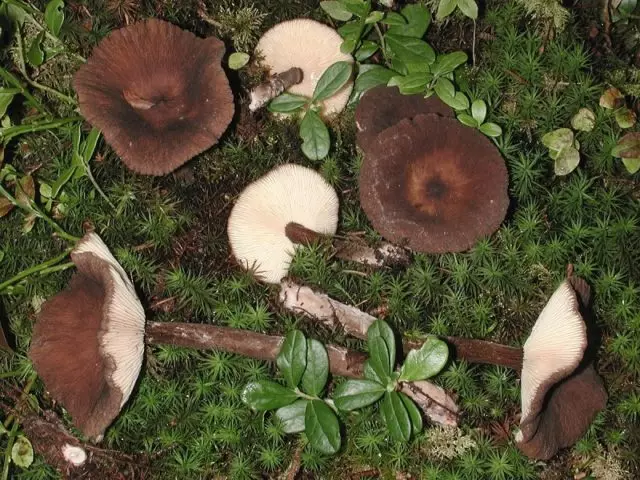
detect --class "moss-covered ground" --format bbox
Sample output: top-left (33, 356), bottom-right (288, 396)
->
top-left (1, 0), bottom-right (640, 478)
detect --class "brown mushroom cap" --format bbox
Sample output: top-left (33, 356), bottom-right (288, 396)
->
top-left (73, 19), bottom-right (234, 176)
top-left (359, 114), bottom-right (509, 253)
top-left (355, 86), bottom-right (453, 155)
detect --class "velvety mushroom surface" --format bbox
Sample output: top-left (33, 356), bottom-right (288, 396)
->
top-left (73, 19), bottom-right (234, 175)
top-left (359, 114), bottom-right (509, 253)
top-left (355, 86), bottom-right (453, 154)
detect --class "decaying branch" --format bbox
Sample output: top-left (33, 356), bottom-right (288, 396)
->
top-left (249, 67), bottom-right (304, 111)
top-left (400, 381), bottom-right (459, 427)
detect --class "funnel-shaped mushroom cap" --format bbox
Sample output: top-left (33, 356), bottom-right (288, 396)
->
top-left (359, 114), bottom-right (509, 253)
top-left (355, 86), bottom-right (453, 154)
top-left (255, 19), bottom-right (353, 116)
top-left (29, 233), bottom-right (145, 440)
top-left (73, 19), bottom-right (234, 176)
top-left (228, 164), bottom-right (339, 284)
top-left (515, 279), bottom-right (605, 459)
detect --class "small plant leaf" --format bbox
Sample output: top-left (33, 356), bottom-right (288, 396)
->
top-left (50, 166), bottom-right (76, 199)
top-left (570, 108), bottom-right (596, 132)
top-left (385, 34), bottom-right (435, 66)
top-left (82, 128), bottom-right (101, 163)
top-left (276, 399), bottom-right (308, 433)
top-left (301, 339), bottom-right (329, 396)
top-left (320, 1), bottom-right (353, 21)
top-left (398, 337), bottom-right (449, 382)
top-left (381, 12), bottom-right (406, 26)
top-left (333, 379), bottom-right (385, 411)
top-left (541, 128), bottom-right (574, 154)
top-left (457, 113), bottom-right (478, 128)
top-left (447, 92), bottom-right (470, 110)
top-left (354, 40), bottom-right (379, 61)
top-left (353, 66), bottom-right (396, 97)
top-left (380, 391), bottom-right (411, 443)
top-left (228, 52), bottom-right (250, 70)
top-left (436, 0), bottom-right (458, 20)
top-left (622, 157), bottom-right (640, 174)
top-left (242, 380), bottom-right (298, 411)
top-left (434, 77), bottom-right (455, 99)
top-left (26, 32), bottom-right (45, 67)
top-left (44, 0), bottom-right (65, 37)
top-left (399, 392), bottom-right (423, 434)
top-left (277, 330), bottom-right (307, 388)
top-left (387, 4), bottom-right (431, 38)
top-left (340, 34), bottom-right (359, 55)
top-left (479, 122), bottom-right (502, 137)
top-left (313, 61), bottom-right (353, 102)
top-left (368, 337), bottom-right (392, 383)
top-left (599, 87), bottom-right (624, 110)
top-left (268, 93), bottom-right (308, 113)
top-left (363, 359), bottom-right (383, 383)
top-left (300, 109), bottom-right (330, 160)
top-left (367, 319), bottom-right (396, 374)
top-left (471, 99), bottom-right (487, 124)
top-left (11, 435), bottom-right (33, 468)
top-left (305, 400), bottom-right (341, 454)
top-left (365, 11), bottom-right (384, 24)
top-left (431, 51), bottom-right (468, 77)
top-left (554, 146), bottom-right (580, 176)
top-left (457, 0), bottom-right (478, 19)
top-left (611, 133), bottom-right (640, 158)
top-left (614, 107), bottom-right (637, 129)
top-left (0, 89), bottom-right (19, 118)
top-left (387, 73), bottom-right (429, 95)
top-left (341, 0), bottom-right (370, 17)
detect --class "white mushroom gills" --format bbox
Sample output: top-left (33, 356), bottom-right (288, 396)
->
top-left (255, 19), bottom-right (354, 116)
top-left (227, 164), bottom-right (339, 284)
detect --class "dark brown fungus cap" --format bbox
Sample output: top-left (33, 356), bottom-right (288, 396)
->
top-left (355, 86), bottom-right (453, 155)
top-left (359, 114), bottom-right (509, 253)
top-left (73, 19), bottom-right (234, 176)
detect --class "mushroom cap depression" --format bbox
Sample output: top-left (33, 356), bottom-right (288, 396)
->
top-left (227, 164), bottom-right (339, 284)
top-left (359, 114), bottom-right (509, 253)
top-left (73, 19), bottom-right (234, 176)
top-left (29, 233), bottom-right (146, 440)
top-left (255, 19), bottom-right (354, 116)
top-left (516, 279), bottom-right (606, 459)
top-left (355, 86), bottom-right (453, 154)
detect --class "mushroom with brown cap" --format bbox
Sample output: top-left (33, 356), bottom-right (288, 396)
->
top-left (359, 113), bottom-right (510, 253)
top-left (253, 19), bottom-right (354, 116)
top-left (73, 19), bottom-right (234, 176)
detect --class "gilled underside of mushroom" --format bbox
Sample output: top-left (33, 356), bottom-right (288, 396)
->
top-left (249, 67), bottom-right (304, 111)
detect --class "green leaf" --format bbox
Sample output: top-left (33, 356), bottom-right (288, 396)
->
top-left (434, 77), bottom-right (455, 99)
top-left (340, 35), bottom-right (359, 54)
top-left (381, 12), bottom-right (407, 26)
top-left (320, 1), bottom-right (353, 21)
top-left (363, 359), bottom-right (383, 383)
top-left (276, 400), bottom-right (308, 433)
top-left (341, 0), bottom-right (370, 17)
top-left (599, 87), bottom-right (624, 109)
top-left (614, 107), bottom-right (637, 129)
top-left (398, 337), bottom-right (449, 382)
top-left (44, 0), bottom-right (64, 37)
top-left (26, 32), bottom-right (45, 67)
top-left (479, 122), bottom-right (502, 137)
top-left (301, 339), bottom-right (329, 396)
top-left (622, 157), bottom-right (640, 174)
top-left (228, 52), bottom-right (250, 70)
top-left (611, 133), bottom-right (640, 158)
top-left (431, 51), bottom-right (468, 77)
top-left (11, 435), bottom-right (33, 468)
top-left (268, 93), bottom-right (308, 113)
top-left (50, 165), bottom-right (76, 199)
top-left (305, 400), bottom-right (341, 454)
top-left (365, 11), bottom-right (384, 24)
top-left (387, 4), bottom-right (431, 38)
top-left (0, 89), bottom-right (19, 118)
top-left (618, 0), bottom-right (638, 16)
top-left (399, 393), bottom-right (423, 435)
top-left (300, 109), bottom-right (330, 160)
top-left (471, 99), bottom-right (487, 124)
top-left (438, 90), bottom-right (469, 110)
top-left (82, 127), bottom-right (101, 162)
top-left (387, 73), bottom-right (429, 95)
top-left (369, 337), bottom-right (392, 383)
top-left (333, 379), bottom-right (385, 411)
top-left (386, 34), bottom-right (435, 66)
top-left (457, 113), bottom-right (478, 128)
top-left (313, 61), bottom-right (353, 102)
top-left (380, 391), bottom-right (411, 442)
top-left (242, 380), bottom-right (298, 411)
top-left (353, 66), bottom-right (396, 96)
top-left (542, 128), bottom-right (574, 156)
top-left (554, 146), bottom-right (580, 176)
top-left (436, 0), bottom-right (458, 20)
top-left (277, 330), bottom-right (307, 388)
top-left (367, 319), bottom-right (396, 374)
top-left (570, 108), bottom-right (596, 132)
top-left (457, 0), bottom-right (478, 19)
top-left (354, 40), bottom-right (379, 61)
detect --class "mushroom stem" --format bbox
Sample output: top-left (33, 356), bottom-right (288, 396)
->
top-left (249, 67), bottom-right (304, 111)
top-left (145, 321), bottom-right (366, 378)
top-left (284, 221), bottom-right (327, 245)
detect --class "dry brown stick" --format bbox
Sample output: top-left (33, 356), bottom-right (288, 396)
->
top-left (249, 67), bottom-right (304, 111)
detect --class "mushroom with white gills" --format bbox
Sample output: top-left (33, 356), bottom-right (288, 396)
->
top-left (252, 18), bottom-right (354, 116)
top-left (515, 278), bottom-right (607, 460)
top-left (29, 232), bottom-right (146, 441)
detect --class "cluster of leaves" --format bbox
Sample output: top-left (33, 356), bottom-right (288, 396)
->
top-left (242, 320), bottom-right (448, 453)
top-left (0, 424), bottom-right (34, 475)
top-left (435, 0), bottom-right (478, 21)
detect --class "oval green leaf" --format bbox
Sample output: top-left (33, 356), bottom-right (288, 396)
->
top-left (228, 52), bottom-right (250, 70)
top-left (11, 435), bottom-right (33, 468)
top-left (387, 4), bottom-right (431, 37)
top-left (44, 0), bottom-right (64, 37)
top-left (386, 34), bottom-right (435, 66)
top-left (457, 113), bottom-right (478, 128)
top-left (363, 359), bottom-right (383, 383)
top-left (301, 339), bottom-right (329, 396)
top-left (365, 11), bottom-right (384, 24)
top-left (353, 66), bottom-right (396, 97)
top-left (471, 99), bottom-right (487, 125)
top-left (611, 132), bottom-right (640, 158)
top-left (320, 1), bottom-right (353, 21)
top-left (541, 128), bottom-right (574, 152)
top-left (26, 32), bottom-right (45, 67)
top-left (554, 146), bottom-right (580, 176)
top-left (313, 61), bottom-right (353, 102)
top-left (333, 379), bottom-right (385, 411)
top-left (398, 337), bottom-right (449, 382)
top-left (369, 337), bottom-right (391, 383)
top-left (242, 380), bottom-right (298, 411)
top-left (277, 330), bottom-right (307, 388)
top-left (300, 109), bottom-right (330, 160)
top-left (622, 157), bottom-right (640, 174)
top-left (0, 90), bottom-right (19, 118)
top-left (479, 122), bottom-right (503, 137)
top-left (276, 399), bottom-right (308, 433)
top-left (432, 51), bottom-right (468, 77)
top-left (387, 73), bottom-right (429, 95)
top-left (570, 108), bottom-right (596, 132)
top-left (354, 40), bottom-right (379, 61)
top-left (367, 319), bottom-right (396, 374)
top-left (399, 392), bottom-right (423, 435)
top-left (380, 391), bottom-right (411, 443)
top-left (457, 0), bottom-right (478, 19)
top-left (268, 93), bottom-right (309, 113)
top-left (382, 12), bottom-right (407, 26)
top-left (305, 400), bottom-right (341, 454)
top-left (436, 0), bottom-right (458, 20)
